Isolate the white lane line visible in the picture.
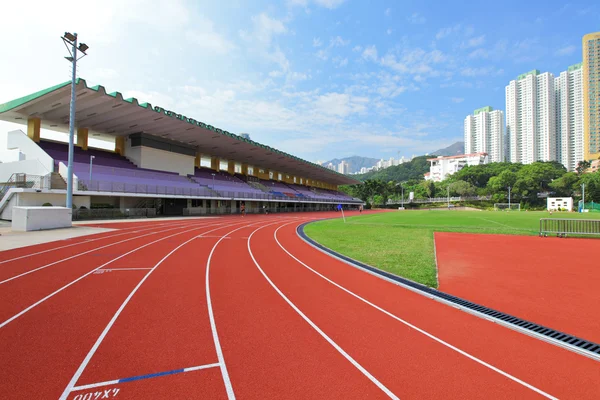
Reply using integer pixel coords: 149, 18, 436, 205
97, 268, 153, 271
276, 223, 558, 400
59, 221, 245, 400
71, 363, 220, 391
247, 225, 399, 400
0, 220, 210, 285
0, 220, 230, 329
0, 220, 189, 265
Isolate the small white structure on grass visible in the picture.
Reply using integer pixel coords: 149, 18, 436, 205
547, 197, 573, 212
11, 206, 72, 231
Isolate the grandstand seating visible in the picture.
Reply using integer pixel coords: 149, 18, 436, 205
37, 139, 359, 202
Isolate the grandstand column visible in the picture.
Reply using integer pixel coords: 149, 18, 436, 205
228, 160, 235, 174
115, 136, 125, 156
76, 128, 89, 150
195, 152, 201, 168
27, 118, 41, 142
241, 163, 248, 176
211, 157, 220, 171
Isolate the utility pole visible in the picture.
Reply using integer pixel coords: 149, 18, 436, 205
61, 32, 89, 209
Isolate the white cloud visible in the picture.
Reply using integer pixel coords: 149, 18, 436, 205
384, 8, 392, 17
333, 57, 348, 67
435, 24, 474, 40
352, 45, 363, 52
240, 13, 287, 45
313, 37, 323, 47
460, 34, 485, 49
289, 0, 346, 9
555, 45, 576, 56
186, 16, 235, 55
407, 13, 426, 24
362, 45, 378, 62
468, 48, 489, 59
315, 49, 329, 60
269, 70, 284, 78
460, 67, 503, 77
386, 28, 393, 35
314, 93, 368, 117
330, 36, 350, 47
379, 48, 446, 78
451, 97, 464, 103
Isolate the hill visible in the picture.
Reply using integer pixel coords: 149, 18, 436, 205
431, 141, 464, 157
353, 155, 432, 182
322, 156, 379, 174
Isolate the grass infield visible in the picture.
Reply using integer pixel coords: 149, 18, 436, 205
304, 210, 600, 288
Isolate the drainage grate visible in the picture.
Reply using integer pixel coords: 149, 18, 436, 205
297, 222, 600, 361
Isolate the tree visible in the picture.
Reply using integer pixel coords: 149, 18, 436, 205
580, 172, 600, 202
576, 160, 591, 174
449, 181, 476, 197
487, 170, 518, 193
549, 172, 579, 197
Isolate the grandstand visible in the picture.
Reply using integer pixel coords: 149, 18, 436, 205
0, 79, 361, 219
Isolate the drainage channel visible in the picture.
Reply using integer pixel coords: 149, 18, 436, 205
297, 222, 600, 362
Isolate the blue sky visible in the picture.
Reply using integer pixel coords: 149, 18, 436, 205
0, 0, 598, 163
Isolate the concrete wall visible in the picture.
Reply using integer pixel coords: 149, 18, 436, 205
124, 139, 194, 176
12, 206, 72, 231
0, 130, 54, 181
15, 192, 90, 209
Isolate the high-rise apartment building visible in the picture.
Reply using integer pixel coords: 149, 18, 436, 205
464, 106, 505, 162
337, 160, 349, 174
506, 70, 556, 164
555, 63, 584, 171
583, 32, 600, 161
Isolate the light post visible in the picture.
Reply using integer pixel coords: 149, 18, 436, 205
508, 185, 511, 209
447, 185, 450, 208
211, 173, 216, 190
89, 155, 95, 186
582, 183, 586, 212
61, 32, 89, 209
395, 182, 404, 208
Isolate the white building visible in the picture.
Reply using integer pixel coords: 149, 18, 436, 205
555, 63, 584, 171
427, 153, 489, 182
337, 160, 349, 174
506, 70, 556, 164
464, 106, 505, 162
326, 162, 336, 171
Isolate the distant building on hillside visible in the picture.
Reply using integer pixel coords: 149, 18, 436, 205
427, 153, 489, 182
337, 160, 349, 174
239, 133, 251, 140
464, 106, 505, 162
326, 162, 336, 171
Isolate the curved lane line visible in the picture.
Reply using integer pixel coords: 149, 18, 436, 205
0, 219, 232, 329
59, 220, 251, 400
0, 219, 194, 265
247, 221, 400, 400
274, 221, 558, 400
0, 220, 211, 285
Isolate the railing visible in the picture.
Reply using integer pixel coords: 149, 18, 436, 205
76, 179, 362, 204
72, 208, 157, 220
540, 218, 600, 237
387, 195, 492, 205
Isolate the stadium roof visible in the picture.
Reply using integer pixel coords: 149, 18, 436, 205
0, 79, 359, 185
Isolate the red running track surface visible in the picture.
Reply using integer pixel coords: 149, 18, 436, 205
435, 232, 600, 344
0, 212, 599, 400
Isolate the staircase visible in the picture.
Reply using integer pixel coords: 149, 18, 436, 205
50, 173, 67, 190
188, 176, 221, 197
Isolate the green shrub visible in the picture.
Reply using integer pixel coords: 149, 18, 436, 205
42, 202, 52, 207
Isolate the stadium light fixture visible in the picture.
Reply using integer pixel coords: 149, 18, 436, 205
61, 32, 90, 210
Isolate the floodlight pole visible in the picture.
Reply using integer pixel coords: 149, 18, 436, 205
89, 155, 95, 184
508, 186, 511, 208
582, 183, 585, 212
447, 185, 450, 208
66, 33, 78, 210
401, 184, 404, 208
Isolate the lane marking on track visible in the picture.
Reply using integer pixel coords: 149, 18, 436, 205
71, 363, 220, 391
0, 220, 188, 265
95, 268, 153, 273
60, 221, 254, 400
0, 220, 234, 329
277, 222, 558, 400
0, 221, 206, 285
247, 225, 400, 400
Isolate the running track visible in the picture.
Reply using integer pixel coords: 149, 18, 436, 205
0, 212, 598, 399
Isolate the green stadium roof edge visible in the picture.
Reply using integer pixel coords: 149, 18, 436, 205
0, 78, 360, 186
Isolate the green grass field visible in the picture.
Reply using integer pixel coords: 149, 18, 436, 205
304, 210, 600, 288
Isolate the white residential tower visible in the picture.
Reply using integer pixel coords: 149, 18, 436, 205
464, 106, 505, 162
555, 63, 584, 171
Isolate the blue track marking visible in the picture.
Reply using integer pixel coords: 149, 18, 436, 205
71, 363, 220, 392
